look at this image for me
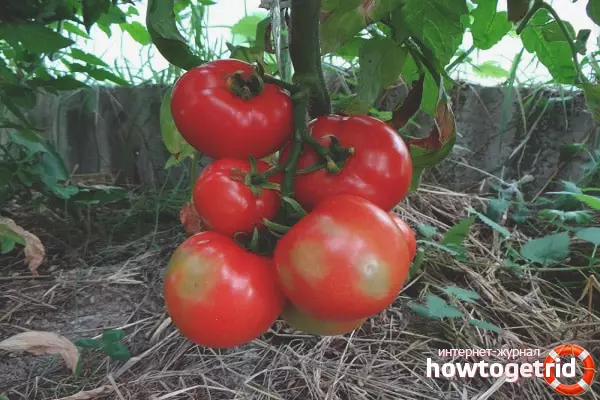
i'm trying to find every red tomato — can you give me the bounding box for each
[170,59,294,160]
[274,194,411,320]
[193,158,281,237]
[163,231,285,348]
[281,302,366,336]
[390,213,417,261]
[279,114,412,211]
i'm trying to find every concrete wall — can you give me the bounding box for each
[4,82,596,196]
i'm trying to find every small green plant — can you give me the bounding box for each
[75,329,131,364]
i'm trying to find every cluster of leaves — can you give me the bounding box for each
[75,328,131,370]
[0,0,164,253]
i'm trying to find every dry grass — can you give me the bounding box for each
[1,185,599,400]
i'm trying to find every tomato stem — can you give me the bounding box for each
[262,75,301,94]
[281,89,310,197]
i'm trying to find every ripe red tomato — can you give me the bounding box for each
[170,59,294,160]
[274,194,411,320]
[281,302,366,336]
[193,158,281,237]
[390,213,417,261]
[279,114,412,211]
[163,231,285,348]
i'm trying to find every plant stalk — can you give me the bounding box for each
[289,0,331,119]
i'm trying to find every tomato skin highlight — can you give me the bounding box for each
[274,194,412,320]
[281,302,366,336]
[390,213,417,261]
[170,59,294,160]
[163,231,286,348]
[279,114,412,211]
[192,158,281,237]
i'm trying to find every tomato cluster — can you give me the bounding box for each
[164,59,417,349]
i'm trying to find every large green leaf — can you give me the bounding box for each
[356,37,407,112]
[520,232,570,265]
[520,9,578,84]
[0,22,74,54]
[587,0,600,26]
[160,87,196,168]
[409,294,464,319]
[121,21,151,46]
[399,0,469,66]
[146,0,204,71]
[82,0,111,32]
[470,0,512,50]
[575,227,600,245]
[319,0,399,54]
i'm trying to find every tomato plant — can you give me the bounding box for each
[279,114,412,211]
[391,213,417,261]
[274,194,412,320]
[163,231,285,348]
[170,59,294,160]
[192,158,281,237]
[280,302,366,336]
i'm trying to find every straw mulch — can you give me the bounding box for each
[1,185,598,400]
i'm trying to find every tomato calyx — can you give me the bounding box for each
[229,156,281,197]
[225,69,265,100]
[301,134,355,175]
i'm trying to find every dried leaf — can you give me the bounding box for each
[57,386,113,400]
[0,331,80,373]
[407,98,455,150]
[388,77,424,130]
[179,202,204,236]
[0,217,45,275]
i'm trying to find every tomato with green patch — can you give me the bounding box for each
[163,231,285,348]
[279,114,412,211]
[390,213,417,261]
[170,59,294,160]
[273,194,412,320]
[281,302,366,336]
[193,158,281,237]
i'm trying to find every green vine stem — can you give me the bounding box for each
[515,0,544,35]
[289,0,331,119]
[282,90,310,197]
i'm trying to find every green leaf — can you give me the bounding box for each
[102,342,131,361]
[83,0,111,32]
[417,240,459,256]
[356,37,407,111]
[102,329,126,343]
[468,207,511,238]
[486,199,510,222]
[520,9,577,84]
[400,0,469,66]
[575,29,591,55]
[575,227,600,245]
[75,338,103,349]
[0,223,26,254]
[586,0,600,26]
[417,224,438,239]
[520,232,570,265]
[441,216,475,247]
[548,192,600,210]
[320,0,398,54]
[146,0,204,71]
[541,20,576,42]
[160,87,195,160]
[63,22,91,39]
[470,0,512,50]
[121,21,152,45]
[472,61,510,78]
[70,48,109,68]
[71,185,128,205]
[66,63,129,86]
[469,319,502,333]
[0,22,74,54]
[442,286,480,303]
[409,294,464,319]
[231,14,266,41]
[580,83,600,121]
